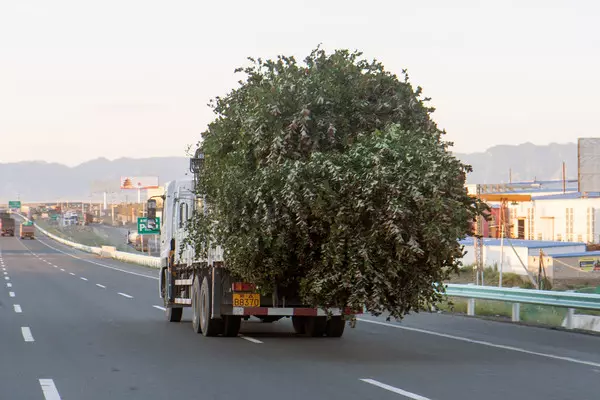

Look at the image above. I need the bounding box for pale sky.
[1,0,599,166]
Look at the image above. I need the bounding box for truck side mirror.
[147,199,157,219]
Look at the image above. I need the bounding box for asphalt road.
[1,234,600,400]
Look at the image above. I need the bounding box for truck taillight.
[232,282,255,292]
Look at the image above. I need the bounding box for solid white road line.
[6,282,12,287]
[35,236,158,280]
[39,379,62,400]
[21,327,34,342]
[152,305,166,311]
[239,335,263,344]
[14,304,22,313]
[80,277,88,281]
[9,291,15,297]
[96,284,106,289]
[118,292,133,299]
[360,379,431,400]
[357,318,600,368]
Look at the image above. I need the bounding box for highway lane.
[1,234,600,399]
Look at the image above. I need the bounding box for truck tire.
[222,315,241,337]
[292,316,306,334]
[166,306,183,323]
[191,276,202,333]
[200,276,222,337]
[305,316,327,337]
[325,316,345,338]
[163,270,182,323]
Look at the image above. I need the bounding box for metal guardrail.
[15,214,161,269]
[444,283,600,329]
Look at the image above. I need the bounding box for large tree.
[188,47,484,319]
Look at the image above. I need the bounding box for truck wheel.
[164,270,182,323]
[292,316,306,334]
[191,276,202,333]
[200,276,222,337]
[305,316,327,337]
[222,315,241,337]
[166,306,183,323]
[325,316,345,338]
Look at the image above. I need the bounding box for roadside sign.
[8,201,21,209]
[137,217,160,235]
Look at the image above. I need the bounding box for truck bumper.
[230,307,361,317]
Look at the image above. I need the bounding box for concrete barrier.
[561,314,600,333]
[100,246,117,258]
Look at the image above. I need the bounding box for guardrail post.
[467,298,475,316]
[565,308,575,330]
[511,303,520,322]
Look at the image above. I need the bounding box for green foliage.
[187,46,485,319]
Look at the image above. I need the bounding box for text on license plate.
[233,293,260,307]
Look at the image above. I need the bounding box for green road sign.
[8,201,21,209]
[137,217,160,235]
[51,215,58,220]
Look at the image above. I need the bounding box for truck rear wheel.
[305,316,327,337]
[222,315,241,337]
[292,316,306,334]
[200,276,222,337]
[325,316,345,337]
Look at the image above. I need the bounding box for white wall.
[461,244,530,275]
[533,198,600,243]
[486,197,600,243]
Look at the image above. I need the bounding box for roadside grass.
[440,266,599,327]
[437,297,568,327]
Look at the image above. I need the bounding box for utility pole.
[474,184,484,285]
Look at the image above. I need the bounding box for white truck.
[153,152,359,338]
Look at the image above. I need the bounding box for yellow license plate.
[233,293,260,307]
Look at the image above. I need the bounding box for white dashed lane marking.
[118,292,133,299]
[39,379,62,400]
[21,327,35,342]
[360,379,431,400]
[14,304,22,313]
[239,335,263,344]
[96,284,106,289]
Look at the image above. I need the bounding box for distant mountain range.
[454,142,577,184]
[0,142,579,203]
[0,157,191,203]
